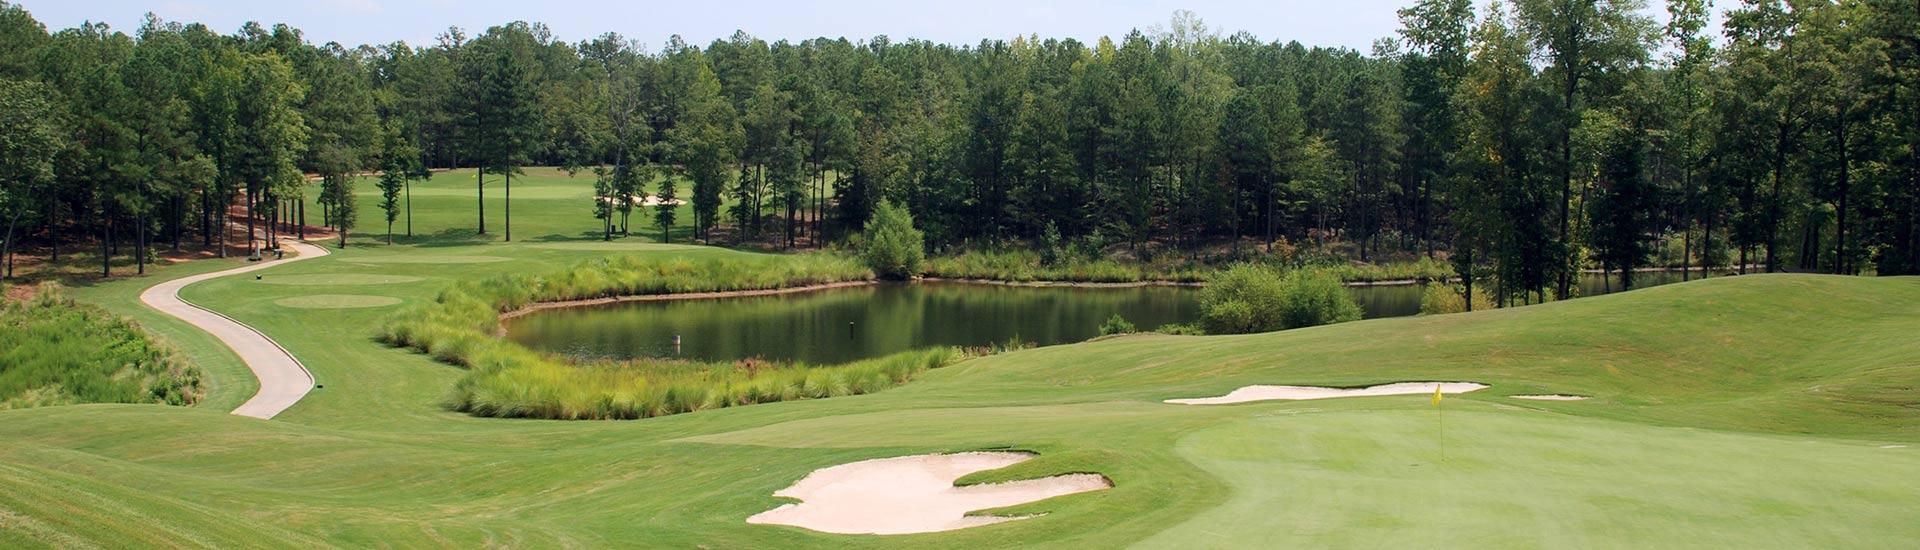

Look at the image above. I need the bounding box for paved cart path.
[140,240,328,419]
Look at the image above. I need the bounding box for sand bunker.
[274,294,402,309]
[1511,394,1590,401]
[1165,382,1488,405]
[747,452,1111,535]
[253,274,424,286]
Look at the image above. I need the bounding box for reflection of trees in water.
[513,272,1701,364]
[508,283,1201,364]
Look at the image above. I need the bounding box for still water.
[506,271,1708,364]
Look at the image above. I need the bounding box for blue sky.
[18,1,1714,53]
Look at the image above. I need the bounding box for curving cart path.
[140,240,328,419]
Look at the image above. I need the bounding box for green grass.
[0,285,201,409]
[1,169,1916,547]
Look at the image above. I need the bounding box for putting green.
[274,294,403,309]
[1137,409,1920,548]
[344,255,510,265]
[251,274,425,286]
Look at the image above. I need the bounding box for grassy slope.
[2,171,1916,548]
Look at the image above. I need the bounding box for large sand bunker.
[1165,382,1488,405]
[746,452,1111,535]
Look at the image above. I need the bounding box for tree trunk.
[246,185,258,257]
[49,203,58,263]
[1557,68,1576,301]
[101,218,111,278]
[505,169,512,242]
[217,191,227,258]
[1834,119,1850,274]
[2,210,19,280]
[1682,227,1692,282]
[477,167,486,235]
[137,210,147,275]
[201,186,212,248]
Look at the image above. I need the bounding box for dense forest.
[0,0,1916,305]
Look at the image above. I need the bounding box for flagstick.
[1438,396,1446,462]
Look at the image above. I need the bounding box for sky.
[17,1,1716,53]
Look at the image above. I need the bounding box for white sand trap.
[747,452,1111,535]
[1165,382,1488,405]
[1511,394,1590,401]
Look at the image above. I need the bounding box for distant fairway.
[5,179,1916,548]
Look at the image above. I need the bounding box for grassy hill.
[2,173,1915,547]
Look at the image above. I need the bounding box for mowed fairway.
[4,175,1918,548]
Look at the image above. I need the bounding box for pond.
[505,270,1716,364]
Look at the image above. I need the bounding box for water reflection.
[508,270,1718,364]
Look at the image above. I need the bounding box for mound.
[253,274,424,286]
[747,452,1111,535]
[1165,382,1488,405]
[274,295,402,309]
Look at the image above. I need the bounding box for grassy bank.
[0,284,201,409]
[378,253,977,419]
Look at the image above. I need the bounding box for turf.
[3,170,1917,548]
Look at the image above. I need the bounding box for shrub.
[1420,284,1497,315]
[1098,313,1137,335]
[1198,264,1290,333]
[1155,323,1206,335]
[861,199,925,280]
[1199,264,1360,334]
[1279,270,1363,329]
[0,285,202,409]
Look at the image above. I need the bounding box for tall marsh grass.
[924,249,1208,283]
[0,284,202,409]
[380,253,975,420]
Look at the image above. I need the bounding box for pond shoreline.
[496,275,1426,332]
[497,265,1747,332]
[497,279,883,325]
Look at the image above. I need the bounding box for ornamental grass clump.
[0,284,202,409]
[380,253,979,420]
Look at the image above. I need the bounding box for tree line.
[0,1,1915,302]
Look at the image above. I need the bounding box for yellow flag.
[1432,384,1443,406]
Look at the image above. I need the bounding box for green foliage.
[1098,313,1137,336]
[0,284,201,408]
[1154,322,1206,335]
[1198,264,1361,334]
[859,199,923,280]
[1419,283,1497,314]
[924,248,1209,283]
[1293,256,1456,283]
